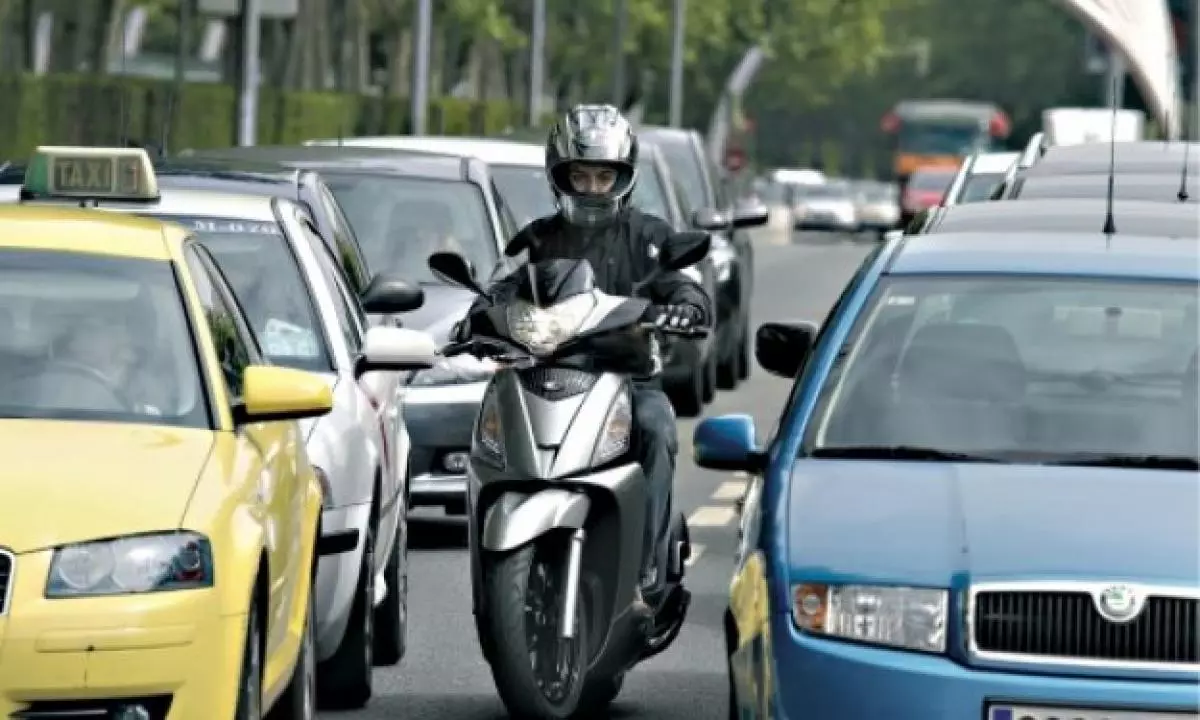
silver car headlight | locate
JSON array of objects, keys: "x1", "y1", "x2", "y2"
[
  {"x1": 507, "y1": 294, "x2": 596, "y2": 355},
  {"x1": 792, "y1": 583, "x2": 947, "y2": 653},
  {"x1": 591, "y1": 389, "x2": 633, "y2": 465},
  {"x1": 46, "y1": 531, "x2": 215, "y2": 597},
  {"x1": 409, "y1": 354, "x2": 498, "y2": 386}
]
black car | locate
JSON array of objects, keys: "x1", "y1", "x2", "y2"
[
  {"x1": 639, "y1": 125, "x2": 769, "y2": 390},
  {"x1": 183, "y1": 144, "x2": 521, "y2": 518}
]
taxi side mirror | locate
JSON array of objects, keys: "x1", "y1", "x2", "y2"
[{"x1": 235, "y1": 366, "x2": 333, "y2": 424}]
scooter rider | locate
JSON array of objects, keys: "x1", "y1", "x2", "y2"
[{"x1": 456, "y1": 103, "x2": 712, "y2": 618}]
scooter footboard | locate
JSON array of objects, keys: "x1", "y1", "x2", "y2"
[{"x1": 481, "y1": 489, "x2": 591, "y2": 552}]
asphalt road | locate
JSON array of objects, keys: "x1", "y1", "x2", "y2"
[{"x1": 324, "y1": 229, "x2": 874, "y2": 719}]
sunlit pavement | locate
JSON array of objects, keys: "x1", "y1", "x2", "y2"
[{"x1": 323, "y1": 229, "x2": 874, "y2": 719}]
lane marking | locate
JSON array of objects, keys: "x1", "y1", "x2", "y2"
[
  {"x1": 686, "y1": 543, "x2": 705, "y2": 566},
  {"x1": 688, "y1": 506, "x2": 737, "y2": 527},
  {"x1": 712, "y1": 480, "x2": 747, "y2": 502}
]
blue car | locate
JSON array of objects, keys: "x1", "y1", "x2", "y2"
[{"x1": 694, "y1": 230, "x2": 1199, "y2": 720}]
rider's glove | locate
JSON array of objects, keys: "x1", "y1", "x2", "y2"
[{"x1": 654, "y1": 304, "x2": 703, "y2": 330}]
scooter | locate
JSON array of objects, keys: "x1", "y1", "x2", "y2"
[{"x1": 425, "y1": 231, "x2": 711, "y2": 719}]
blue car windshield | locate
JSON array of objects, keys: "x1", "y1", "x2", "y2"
[{"x1": 810, "y1": 276, "x2": 1198, "y2": 461}]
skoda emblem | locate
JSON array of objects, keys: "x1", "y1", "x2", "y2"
[{"x1": 1095, "y1": 584, "x2": 1142, "y2": 623}]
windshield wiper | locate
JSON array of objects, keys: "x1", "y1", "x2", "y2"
[
  {"x1": 1043, "y1": 454, "x2": 1199, "y2": 471},
  {"x1": 810, "y1": 445, "x2": 1005, "y2": 463}
]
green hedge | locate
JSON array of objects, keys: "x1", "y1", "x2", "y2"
[{"x1": 0, "y1": 74, "x2": 521, "y2": 161}]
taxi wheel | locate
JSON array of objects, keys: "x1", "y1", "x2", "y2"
[
  {"x1": 317, "y1": 525, "x2": 375, "y2": 709},
  {"x1": 234, "y1": 600, "x2": 264, "y2": 720},
  {"x1": 266, "y1": 582, "x2": 317, "y2": 720},
  {"x1": 373, "y1": 515, "x2": 409, "y2": 666}
]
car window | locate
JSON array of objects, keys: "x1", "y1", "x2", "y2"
[
  {"x1": 633, "y1": 156, "x2": 671, "y2": 220},
  {"x1": 809, "y1": 275, "x2": 1199, "y2": 461},
  {"x1": 297, "y1": 217, "x2": 365, "y2": 350},
  {"x1": 314, "y1": 181, "x2": 372, "y2": 295},
  {"x1": 184, "y1": 245, "x2": 259, "y2": 403},
  {"x1": 653, "y1": 137, "x2": 710, "y2": 211},
  {"x1": 490, "y1": 164, "x2": 556, "y2": 226},
  {"x1": 155, "y1": 216, "x2": 333, "y2": 373},
  {"x1": 0, "y1": 247, "x2": 208, "y2": 427},
  {"x1": 322, "y1": 172, "x2": 499, "y2": 283}
]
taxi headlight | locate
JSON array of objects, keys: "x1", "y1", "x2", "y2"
[
  {"x1": 591, "y1": 389, "x2": 632, "y2": 465},
  {"x1": 507, "y1": 295, "x2": 596, "y2": 355},
  {"x1": 47, "y1": 531, "x2": 214, "y2": 597},
  {"x1": 792, "y1": 583, "x2": 947, "y2": 653},
  {"x1": 410, "y1": 354, "x2": 498, "y2": 387}
]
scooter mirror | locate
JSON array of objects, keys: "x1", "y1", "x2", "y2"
[
  {"x1": 428, "y1": 252, "x2": 485, "y2": 295},
  {"x1": 658, "y1": 231, "x2": 712, "y2": 272}
]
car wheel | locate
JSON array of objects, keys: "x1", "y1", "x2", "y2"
[
  {"x1": 316, "y1": 524, "x2": 374, "y2": 709},
  {"x1": 702, "y1": 352, "x2": 717, "y2": 403},
  {"x1": 266, "y1": 577, "x2": 317, "y2": 720},
  {"x1": 668, "y1": 363, "x2": 704, "y2": 418},
  {"x1": 736, "y1": 325, "x2": 751, "y2": 381},
  {"x1": 234, "y1": 598, "x2": 263, "y2": 720},
  {"x1": 373, "y1": 513, "x2": 408, "y2": 666}
]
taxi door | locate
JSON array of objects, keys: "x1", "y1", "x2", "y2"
[{"x1": 183, "y1": 246, "x2": 306, "y2": 668}]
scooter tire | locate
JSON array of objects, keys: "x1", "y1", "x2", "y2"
[
  {"x1": 481, "y1": 541, "x2": 589, "y2": 719},
  {"x1": 576, "y1": 670, "x2": 625, "y2": 716}
]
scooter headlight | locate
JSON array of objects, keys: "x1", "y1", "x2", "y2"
[
  {"x1": 507, "y1": 294, "x2": 596, "y2": 355},
  {"x1": 591, "y1": 389, "x2": 633, "y2": 465},
  {"x1": 475, "y1": 389, "x2": 504, "y2": 464}
]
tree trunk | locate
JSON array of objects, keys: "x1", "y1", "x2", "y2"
[
  {"x1": 92, "y1": 0, "x2": 121, "y2": 75},
  {"x1": 384, "y1": 25, "x2": 410, "y2": 98}
]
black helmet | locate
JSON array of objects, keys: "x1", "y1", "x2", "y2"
[{"x1": 546, "y1": 104, "x2": 639, "y2": 227}]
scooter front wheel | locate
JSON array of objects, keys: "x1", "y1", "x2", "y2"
[{"x1": 481, "y1": 538, "x2": 589, "y2": 719}]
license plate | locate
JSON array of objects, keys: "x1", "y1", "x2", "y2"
[{"x1": 989, "y1": 705, "x2": 1198, "y2": 720}]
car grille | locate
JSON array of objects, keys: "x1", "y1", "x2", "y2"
[
  {"x1": 518, "y1": 367, "x2": 596, "y2": 401},
  {"x1": 972, "y1": 589, "x2": 1199, "y2": 666},
  {"x1": 0, "y1": 550, "x2": 11, "y2": 615}
]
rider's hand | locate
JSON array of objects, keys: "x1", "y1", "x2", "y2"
[{"x1": 654, "y1": 304, "x2": 703, "y2": 330}]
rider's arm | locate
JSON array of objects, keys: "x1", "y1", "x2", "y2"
[{"x1": 638, "y1": 217, "x2": 713, "y2": 326}]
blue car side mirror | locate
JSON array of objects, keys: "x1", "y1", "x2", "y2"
[{"x1": 693, "y1": 414, "x2": 764, "y2": 472}]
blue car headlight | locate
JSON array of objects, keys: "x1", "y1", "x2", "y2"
[
  {"x1": 792, "y1": 583, "x2": 947, "y2": 653},
  {"x1": 409, "y1": 354, "x2": 497, "y2": 387},
  {"x1": 46, "y1": 531, "x2": 214, "y2": 597}
]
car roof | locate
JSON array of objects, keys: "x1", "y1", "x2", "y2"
[
  {"x1": 926, "y1": 198, "x2": 1198, "y2": 237},
  {"x1": 305, "y1": 135, "x2": 544, "y2": 166},
  {"x1": 638, "y1": 126, "x2": 698, "y2": 145},
  {"x1": 1027, "y1": 141, "x2": 1200, "y2": 176},
  {"x1": 971, "y1": 151, "x2": 1019, "y2": 174},
  {"x1": 0, "y1": 204, "x2": 185, "y2": 261},
  {"x1": 1015, "y1": 172, "x2": 1198, "y2": 202},
  {"x1": 890, "y1": 231, "x2": 1199, "y2": 281}
]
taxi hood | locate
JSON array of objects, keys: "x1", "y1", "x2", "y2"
[
  {"x1": 0, "y1": 420, "x2": 214, "y2": 554},
  {"x1": 786, "y1": 460, "x2": 1200, "y2": 587}
]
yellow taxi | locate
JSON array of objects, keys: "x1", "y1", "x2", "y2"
[{"x1": 0, "y1": 147, "x2": 331, "y2": 719}]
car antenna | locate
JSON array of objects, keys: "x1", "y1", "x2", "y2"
[
  {"x1": 1177, "y1": 121, "x2": 1191, "y2": 201},
  {"x1": 1101, "y1": 72, "x2": 1118, "y2": 237}
]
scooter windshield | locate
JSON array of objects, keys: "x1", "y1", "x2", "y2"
[{"x1": 514, "y1": 258, "x2": 596, "y2": 307}]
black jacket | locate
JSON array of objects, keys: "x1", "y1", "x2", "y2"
[{"x1": 470, "y1": 207, "x2": 712, "y2": 321}]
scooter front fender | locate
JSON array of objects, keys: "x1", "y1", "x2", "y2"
[{"x1": 481, "y1": 489, "x2": 591, "y2": 552}]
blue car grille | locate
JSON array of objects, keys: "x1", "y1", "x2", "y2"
[
  {"x1": 518, "y1": 367, "x2": 596, "y2": 401},
  {"x1": 974, "y1": 590, "x2": 1198, "y2": 665},
  {"x1": 0, "y1": 550, "x2": 11, "y2": 615}
]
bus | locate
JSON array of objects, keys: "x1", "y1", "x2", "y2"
[{"x1": 881, "y1": 100, "x2": 1011, "y2": 190}]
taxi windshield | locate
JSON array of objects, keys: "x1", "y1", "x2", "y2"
[
  {"x1": 491, "y1": 165, "x2": 555, "y2": 226},
  {"x1": 0, "y1": 249, "x2": 207, "y2": 427},
  {"x1": 810, "y1": 276, "x2": 1199, "y2": 463},
  {"x1": 156, "y1": 216, "x2": 332, "y2": 373},
  {"x1": 322, "y1": 173, "x2": 499, "y2": 283}
]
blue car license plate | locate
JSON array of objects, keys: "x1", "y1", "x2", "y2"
[{"x1": 990, "y1": 706, "x2": 1198, "y2": 720}]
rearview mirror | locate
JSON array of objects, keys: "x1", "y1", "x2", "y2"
[
  {"x1": 428, "y1": 252, "x2": 485, "y2": 295},
  {"x1": 693, "y1": 414, "x2": 765, "y2": 472},
  {"x1": 360, "y1": 274, "x2": 424, "y2": 314},
  {"x1": 755, "y1": 321, "x2": 818, "y2": 378},
  {"x1": 659, "y1": 231, "x2": 712, "y2": 272},
  {"x1": 732, "y1": 202, "x2": 769, "y2": 229},
  {"x1": 356, "y1": 326, "x2": 437, "y2": 377},
  {"x1": 235, "y1": 365, "x2": 333, "y2": 424},
  {"x1": 691, "y1": 207, "x2": 731, "y2": 231}
]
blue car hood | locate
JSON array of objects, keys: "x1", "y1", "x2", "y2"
[{"x1": 786, "y1": 460, "x2": 1200, "y2": 586}]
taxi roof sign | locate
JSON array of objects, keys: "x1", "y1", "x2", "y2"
[{"x1": 23, "y1": 146, "x2": 159, "y2": 201}]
